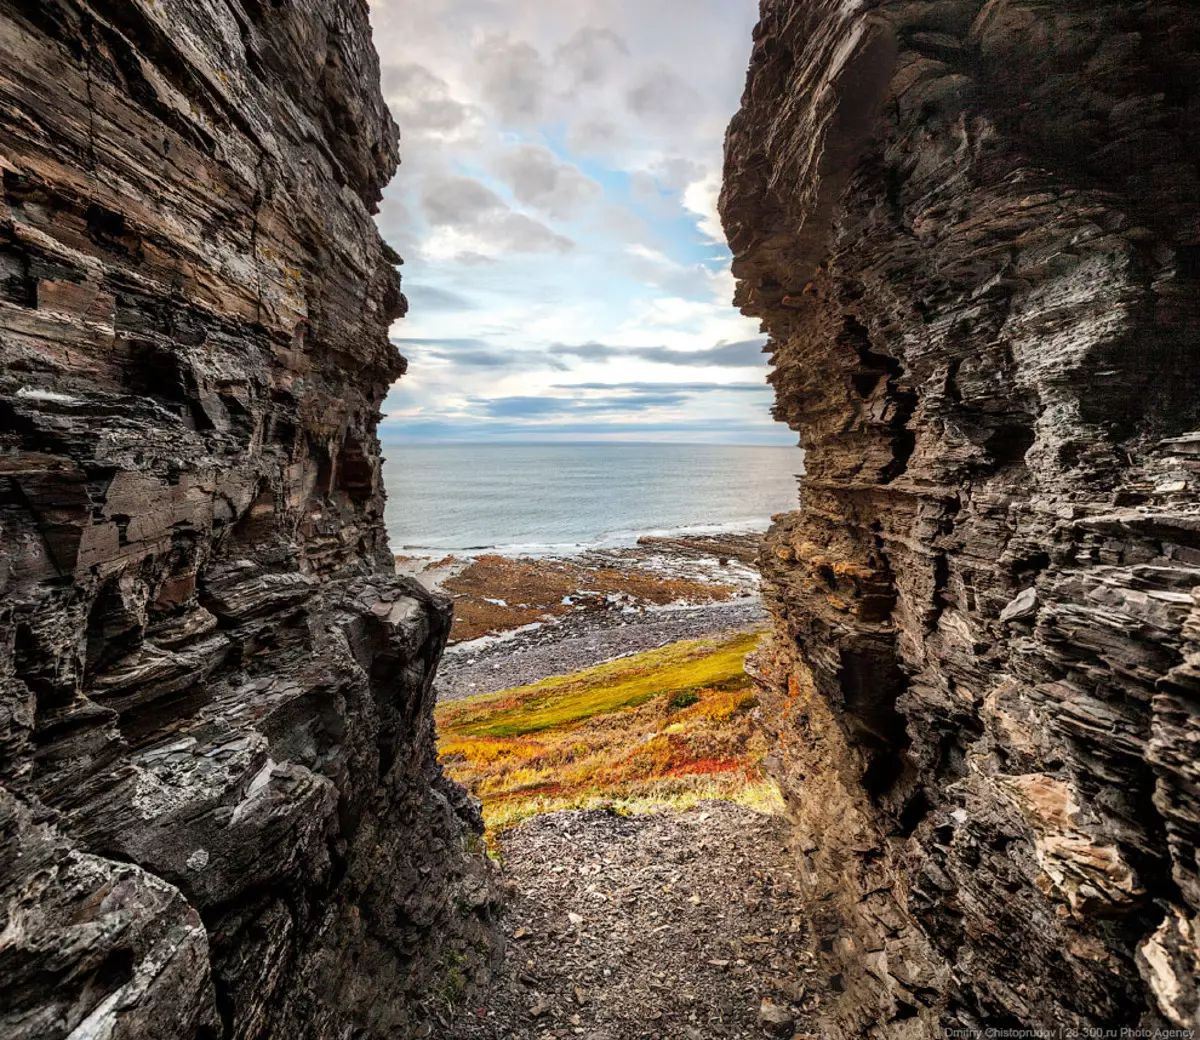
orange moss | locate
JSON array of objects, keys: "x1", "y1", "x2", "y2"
[
  {"x1": 442, "y1": 553, "x2": 738, "y2": 642},
  {"x1": 435, "y1": 632, "x2": 779, "y2": 835}
]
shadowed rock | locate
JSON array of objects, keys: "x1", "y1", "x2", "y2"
[
  {"x1": 0, "y1": 2, "x2": 498, "y2": 1036},
  {"x1": 723, "y1": 0, "x2": 1200, "y2": 1034}
]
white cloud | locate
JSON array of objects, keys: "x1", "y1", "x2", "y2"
[
  {"x1": 421, "y1": 175, "x2": 506, "y2": 226},
  {"x1": 366, "y1": 0, "x2": 785, "y2": 442},
  {"x1": 419, "y1": 173, "x2": 574, "y2": 257},
  {"x1": 682, "y1": 170, "x2": 726, "y2": 245},
  {"x1": 492, "y1": 143, "x2": 602, "y2": 219},
  {"x1": 567, "y1": 118, "x2": 623, "y2": 156},
  {"x1": 625, "y1": 63, "x2": 702, "y2": 124},
  {"x1": 555, "y1": 27, "x2": 630, "y2": 87},
  {"x1": 382, "y1": 63, "x2": 479, "y2": 139},
  {"x1": 475, "y1": 34, "x2": 547, "y2": 125}
]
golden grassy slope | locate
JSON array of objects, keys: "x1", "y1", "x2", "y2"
[{"x1": 435, "y1": 631, "x2": 782, "y2": 834}]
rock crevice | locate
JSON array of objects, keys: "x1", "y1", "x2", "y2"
[{"x1": 723, "y1": 0, "x2": 1200, "y2": 1034}]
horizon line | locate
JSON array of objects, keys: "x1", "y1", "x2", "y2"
[{"x1": 376, "y1": 439, "x2": 802, "y2": 447}]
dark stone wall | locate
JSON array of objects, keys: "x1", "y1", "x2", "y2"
[
  {"x1": 0, "y1": 3, "x2": 497, "y2": 1036},
  {"x1": 723, "y1": 1, "x2": 1200, "y2": 1034}
]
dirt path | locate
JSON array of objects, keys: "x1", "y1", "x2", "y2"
[{"x1": 442, "y1": 803, "x2": 825, "y2": 1040}]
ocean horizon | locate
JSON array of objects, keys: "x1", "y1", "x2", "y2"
[{"x1": 381, "y1": 442, "x2": 804, "y2": 555}]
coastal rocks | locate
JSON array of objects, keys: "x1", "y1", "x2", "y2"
[
  {"x1": 723, "y1": 0, "x2": 1200, "y2": 1035},
  {"x1": 417, "y1": 537, "x2": 769, "y2": 700},
  {"x1": 428, "y1": 544, "x2": 754, "y2": 644},
  {"x1": 0, "y1": 2, "x2": 497, "y2": 1037}
]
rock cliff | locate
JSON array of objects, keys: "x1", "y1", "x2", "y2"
[
  {"x1": 723, "y1": 0, "x2": 1200, "y2": 1034},
  {"x1": 0, "y1": 2, "x2": 496, "y2": 1037}
]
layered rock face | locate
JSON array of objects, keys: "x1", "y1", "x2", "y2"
[
  {"x1": 0, "y1": 2, "x2": 495, "y2": 1037},
  {"x1": 723, "y1": 1, "x2": 1200, "y2": 1034}
]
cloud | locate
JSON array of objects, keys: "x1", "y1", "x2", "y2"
[
  {"x1": 652, "y1": 156, "x2": 706, "y2": 192},
  {"x1": 366, "y1": 0, "x2": 781, "y2": 444},
  {"x1": 436, "y1": 350, "x2": 520, "y2": 368},
  {"x1": 376, "y1": 192, "x2": 419, "y2": 257},
  {"x1": 626, "y1": 64, "x2": 703, "y2": 124},
  {"x1": 382, "y1": 63, "x2": 475, "y2": 137},
  {"x1": 420, "y1": 174, "x2": 574, "y2": 255},
  {"x1": 393, "y1": 338, "x2": 567, "y2": 371},
  {"x1": 475, "y1": 34, "x2": 546, "y2": 125},
  {"x1": 622, "y1": 244, "x2": 728, "y2": 298},
  {"x1": 627, "y1": 157, "x2": 710, "y2": 219},
  {"x1": 492, "y1": 143, "x2": 602, "y2": 220},
  {"x1": 567, "y1": 118, "x2": 623, "y2": 156},
  {"x1": 555, "y1": 27, "x2": 630, "y2": 87},
  {"x1": 379, "y1": 418, "x2": 794, "y2": 445},
  {"x1": 492, "y1": 212, "x2": 574, "y2": 253},
  {"x1": 550, "y1": 338, "x2": 768, "y2": 367},
  {"x1": 394, "y1": 336, "x2": 489, "y2": 348},
  {"x1": 558, "y1": 381, "x2": 770, "y2": 393},
  {"x1": 403, "y1": 284, "x2": 478, "y2": 312},
  {"x1": 476, "y1": 393, "x2": 690, "y2": 418},
  {"x1": 421, "y1": 176, "x2": 506, "y2": 227},
  {"x1": 682, "y1": 170, "x2": 726, "y2": 244}
]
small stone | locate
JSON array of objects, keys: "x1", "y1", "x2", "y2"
[
  {"x1": 186, "y1": 849, "x2": 210, "y2": 871},
  {"x1": 1156, "y1": 480, "x2": 1189, "y2": 494},
  {"x1": 999, "y1": 586, "x2": 1038, "y2": 623},
  {"x1": 758, "y1": 999, "x2": 795, "y2": 1035},
  {"x1": 778, "y1": 979, "x2": 806, "y2": 1002}
]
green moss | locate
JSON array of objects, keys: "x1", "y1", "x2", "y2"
[
  {"x1": 435, "y1": 629, "x2": 776, "y2": 841},
  {"x1": 733, "y1": 693, "x2": 759, "y2": 714},
  {"x1": 436, "y1": 949, "x2": 469, "y2": 1008},
  {"x1": 438, "y1": 631, "x2": 761, "y2": 739}
]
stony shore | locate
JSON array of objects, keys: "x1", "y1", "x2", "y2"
[
  {"x1": 436, "y1": 599, "x2": 767, "y2": 701},
  {"x1": 394, "y1": 534, "x2": 769, "y2": 699}
]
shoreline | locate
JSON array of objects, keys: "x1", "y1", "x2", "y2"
[
  {"x1": 394, "y1": 531, "x2": 770, "y2": 698},
  {"x1": 390, "y1": 517, "x2": 776, "y2": 560}
]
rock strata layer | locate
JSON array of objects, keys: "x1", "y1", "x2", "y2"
[
  {"x1": 0, "y1": 2, "x2": 496, "y2": 1037},
  {"x1": 723, "y1": 0, "x2": 1200, "y2": 1035}
]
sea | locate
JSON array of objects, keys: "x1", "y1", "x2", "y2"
[{"x1": 381, "y1": 443, "x2": 804, "y2": 556}]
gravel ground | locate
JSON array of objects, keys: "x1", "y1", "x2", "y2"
[
  {"x1": 441, "y1": 803, "x2": 824, "y2": 1040},
  {"x1": 434, "y1": 599, "x2": 768, "y2": 701}
]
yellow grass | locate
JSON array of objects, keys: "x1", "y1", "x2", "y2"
[{"x1": 436, "y1": 631, "x2": 783, "y2": 838}]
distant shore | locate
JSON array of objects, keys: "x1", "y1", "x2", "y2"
[{"x1": 394, "y1": 532, "x2": 769, "y2": 699}]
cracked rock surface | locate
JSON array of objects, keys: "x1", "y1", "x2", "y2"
[
  {"x1": 722, "y1": 1, "x2": 1200, "y2": 1036},
  {"x1": 0, "y1": 2, "x2": 497, "y2": 1037}
]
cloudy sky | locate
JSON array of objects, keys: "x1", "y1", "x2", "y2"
[{"x1": 367, "y1": 0, "x2": 791, "y2": 445}]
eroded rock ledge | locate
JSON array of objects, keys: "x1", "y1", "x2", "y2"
[
  {"x1": 0, "y1": 2, "x2": 496, "y2": 1036},
  {"x1": 723, "y1": 0, "x2": 1200, "y2": 1034}
]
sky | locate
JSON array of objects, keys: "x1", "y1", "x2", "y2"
[{"x1": 366, "y1": 0, "x2": 793, "y2": 445}]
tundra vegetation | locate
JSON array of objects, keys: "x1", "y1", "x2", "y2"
[{"x1": 436, "y1": 631, "x2": 782, "y2": 836}]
